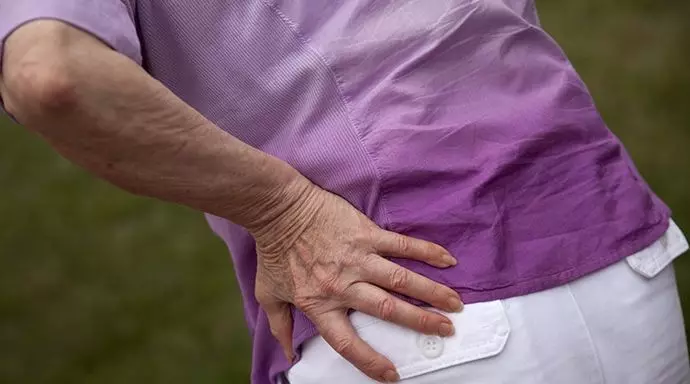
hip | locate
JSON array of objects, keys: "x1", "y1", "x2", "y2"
[{"x1": 286, "y1": 220, "x2": 689, "y2": 384}]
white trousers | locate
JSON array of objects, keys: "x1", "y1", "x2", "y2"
[{"x1": 286, "y1": 221, "x2": 690, "y2": 384}]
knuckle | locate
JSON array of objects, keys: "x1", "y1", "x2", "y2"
[
  {"x1": 396, "y1": 235, "x2": 411, "y2": 254},
  {"x1": 389, "y1": 267, "x2": 409, "y2": 290},
  {"x1": 332, "y1": 335, "x2": 355, "y2": 356},
  {"x1": 376, "y1": 297, "x2": 395, "y2": 321},
  {"x1": 356, "y1": 225, "x2": 378, "y2": 246},
  {"x1": 418, "y1": 312, "x2": 430, "y2": 330},
  {"x1": 429, "y1": 282, "x2": 441, "y2": 298},
  {"x1": 360, "y1": 355, "x2": 382, "y2": 372},
  {"x1": 342, "y1": 252, "x2": 365, "y2": 269},
  {"x1": 318, "y1": 274, "x2": 342, "y2": 296},
  {"x1": 293, "y1": 294, "x2": 317, "y2": 312},
  {"x1": 292, "y1": 294, "x2": 307, "y2": 308}
]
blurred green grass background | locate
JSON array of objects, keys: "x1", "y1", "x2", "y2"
[{"x1": 1, "y1": 1, "x2": 689, "y2": 382}]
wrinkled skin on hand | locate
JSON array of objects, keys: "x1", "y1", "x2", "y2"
[{"x1": 251, "y1": 181, "x2": 463, "y2": 382}]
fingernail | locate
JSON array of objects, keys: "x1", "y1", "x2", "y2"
[
  {"x1": 383, "y1": 370, "x2": 400, "y2": 382},
  {"x1": 447, "y1": 296, "x2": 463, "y2": 312},
  {"x1": 439, "y1": 322, "x2": 454, "y2": 337},
  {"x1": 443, "y1": 253, "x2": 457, "y2": 267}
]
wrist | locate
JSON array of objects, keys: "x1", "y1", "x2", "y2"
[{"x1": 245, "y1": 172, "x2": 324, "y2": 252}]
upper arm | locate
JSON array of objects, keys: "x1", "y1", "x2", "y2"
[
  {"x1": 0, "y1": 0, "x2": 142, "y2": 117},
  {"x1": 0, "y1": 0, "x2": 142, "y2": 65}
]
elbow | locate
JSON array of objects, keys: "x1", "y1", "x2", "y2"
[{"x1": 3, "y1": 55, "x2": 77, "y2": 122}]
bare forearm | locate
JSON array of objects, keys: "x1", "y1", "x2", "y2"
[{"x1": 0, "y1": 20, "x2": 311, "y2": 231}]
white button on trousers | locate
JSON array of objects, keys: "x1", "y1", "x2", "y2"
[
  {"x1": 417, "y1": 335, "x2": 444, "y2": 359},
  {"x1": 286, "y1": 221, "x2": 690, "y2": 384}
]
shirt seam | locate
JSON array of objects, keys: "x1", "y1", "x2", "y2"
[{"x1": 258, "y1": 1, "x2": 394, "y2": 228}]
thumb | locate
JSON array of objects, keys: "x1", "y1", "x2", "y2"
[{"x1": 265, "y1": 300, "x2": 295, "y2": 362}]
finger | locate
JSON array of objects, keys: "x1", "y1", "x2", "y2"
[
  {"x1": 313, "y1": 311, "x2": 400, "y2": 383},
  {"x1": 264, "y1": 300, "x2": 295, "y2": 362},
  {"x1": 374, "y1": 229, "x2": 456, "y2": 268},
  {"x1": 345, "y1": 282, "x2": 455, "y2": 337},
  {"x1": 364, "y1": 257, "x2": 463, "y2": 312}
]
